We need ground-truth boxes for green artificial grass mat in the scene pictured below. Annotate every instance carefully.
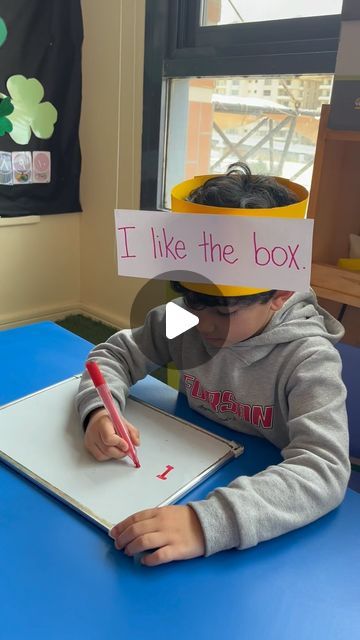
[56,314,117,345]
[56,314,168,384]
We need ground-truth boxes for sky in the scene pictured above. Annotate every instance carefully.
[213,0,343,24]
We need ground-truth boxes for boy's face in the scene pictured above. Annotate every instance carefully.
[187,291,292,347]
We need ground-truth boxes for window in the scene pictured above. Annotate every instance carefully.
[163,75,333,207]
[141,0,341,210]
[201,0,343,26]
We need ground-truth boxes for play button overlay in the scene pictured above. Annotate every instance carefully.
[165,301,199,339]
[129,270,230,370]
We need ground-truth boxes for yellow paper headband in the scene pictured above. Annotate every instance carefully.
[171,174,309,296]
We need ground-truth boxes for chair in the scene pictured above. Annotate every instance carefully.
[336,343,360,492]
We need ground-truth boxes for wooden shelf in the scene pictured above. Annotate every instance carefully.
[325,129,360,143]
[311,263,360,308]
[308,105,360,308]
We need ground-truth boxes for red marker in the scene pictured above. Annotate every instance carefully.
[86,360,141,468]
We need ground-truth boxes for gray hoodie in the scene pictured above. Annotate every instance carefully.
[76,291,350,555]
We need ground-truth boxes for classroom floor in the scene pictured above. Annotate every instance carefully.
[57,314,360,493]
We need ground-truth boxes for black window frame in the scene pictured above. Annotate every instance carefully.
[141,0,341,210]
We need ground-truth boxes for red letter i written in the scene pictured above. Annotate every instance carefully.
[117,226,136,258]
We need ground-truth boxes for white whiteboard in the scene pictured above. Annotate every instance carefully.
[0,377,243,530]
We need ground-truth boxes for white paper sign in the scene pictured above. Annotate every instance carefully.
[114,210,314,291]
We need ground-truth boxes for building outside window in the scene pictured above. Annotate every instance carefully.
[164,74,334,207]
[201,0,342,26]
[141,0,342,210]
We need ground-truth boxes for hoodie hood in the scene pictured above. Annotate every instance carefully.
[204,289,344,366]
[259,289,343,344]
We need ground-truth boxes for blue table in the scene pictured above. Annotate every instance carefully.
[1,322,359,640]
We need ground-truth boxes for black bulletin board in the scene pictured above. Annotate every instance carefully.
[0,0,83,216]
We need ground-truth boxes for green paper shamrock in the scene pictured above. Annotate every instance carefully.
[0,96,14,136]
[0,18,7,47]
[7,75,58,145]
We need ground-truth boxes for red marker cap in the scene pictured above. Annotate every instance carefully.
[86,361,105,388]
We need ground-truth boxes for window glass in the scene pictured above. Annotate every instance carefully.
[201,0,342,26]
[163,75,332,208]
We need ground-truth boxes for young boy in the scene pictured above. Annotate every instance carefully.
[76,163,350,567]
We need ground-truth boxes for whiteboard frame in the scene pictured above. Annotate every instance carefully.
[0,377,244,531]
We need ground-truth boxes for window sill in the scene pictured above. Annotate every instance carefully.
[0,216,41,227]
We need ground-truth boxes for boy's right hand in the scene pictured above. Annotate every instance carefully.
[84,408,140,462]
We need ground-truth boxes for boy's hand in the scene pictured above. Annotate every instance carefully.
[84,408,140,461]
[109,505,205,566]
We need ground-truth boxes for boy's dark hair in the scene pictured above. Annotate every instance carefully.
[171,281,276,310]
[188,161,298,209]
[172,162,295,309]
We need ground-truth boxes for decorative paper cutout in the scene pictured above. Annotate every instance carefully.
[0,17,58,145]
[0,151,12,184]
[0,97,13,136]
[7,76,58,145]
[33,151,51,183]
[12,151,32,184]
[0,17,7,47]
[0,150,51,185]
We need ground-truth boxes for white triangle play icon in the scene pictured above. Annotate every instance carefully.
[166,301,199,339]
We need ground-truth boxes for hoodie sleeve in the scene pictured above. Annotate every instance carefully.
[76,305,172,426]
[189,343,350,555]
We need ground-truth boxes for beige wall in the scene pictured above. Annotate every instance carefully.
[79,0,147,329]
[0,213,80,329]
[0,0,146,331]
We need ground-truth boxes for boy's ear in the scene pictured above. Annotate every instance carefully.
[269,291,293,311]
